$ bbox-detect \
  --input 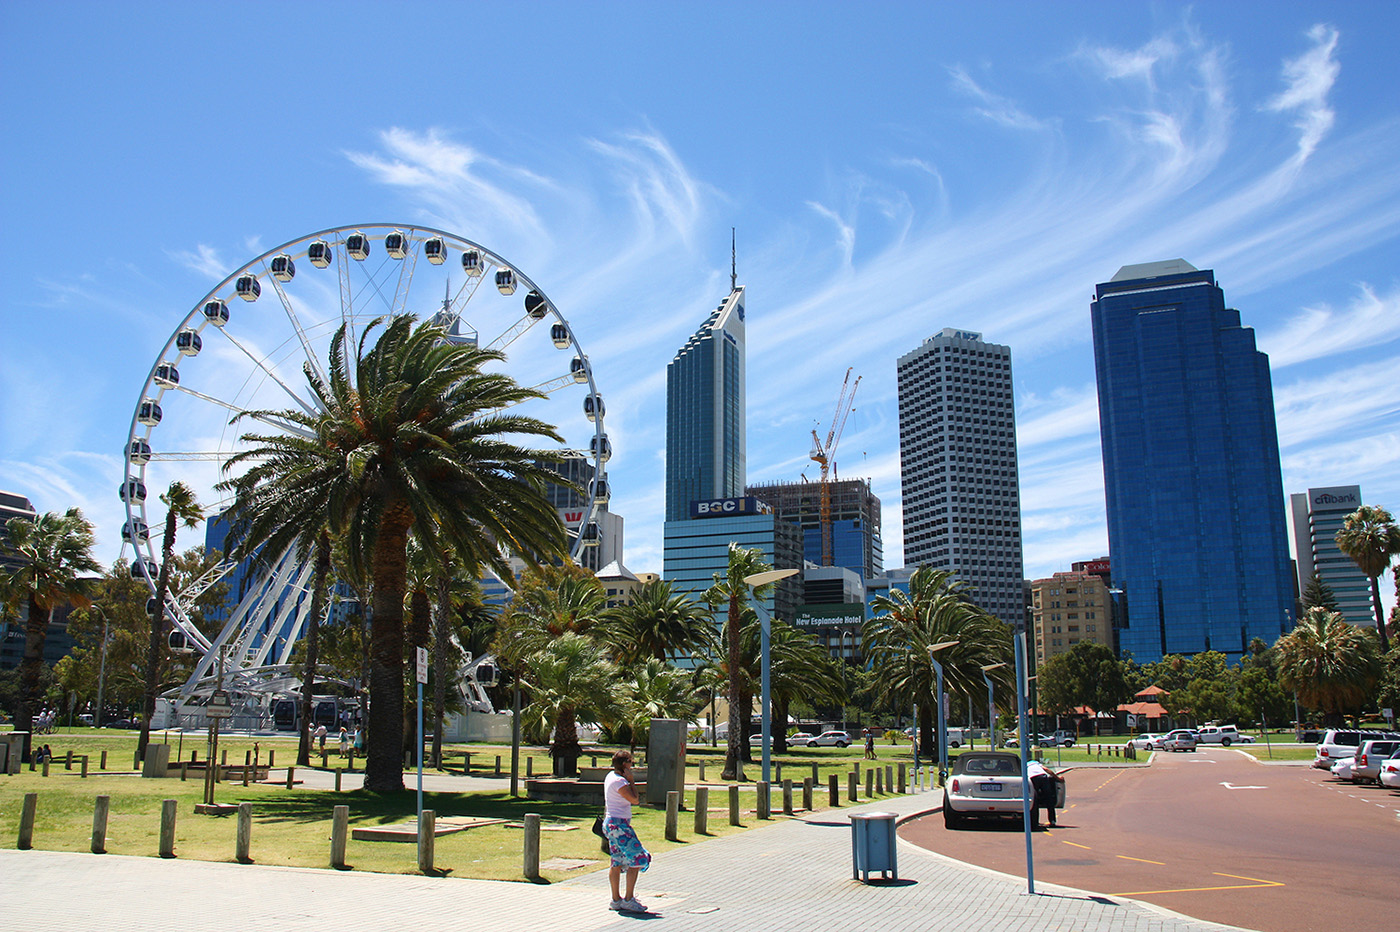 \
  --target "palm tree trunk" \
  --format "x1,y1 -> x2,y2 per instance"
1370,576 -> 1390,654
431,575 -> 451,768
138,511 -> 178,762
297,532 -> 331,767
552,704 -> 580,776
722,595 -> 745,780
364,505 -> 411,793
16,596 -> 50,763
